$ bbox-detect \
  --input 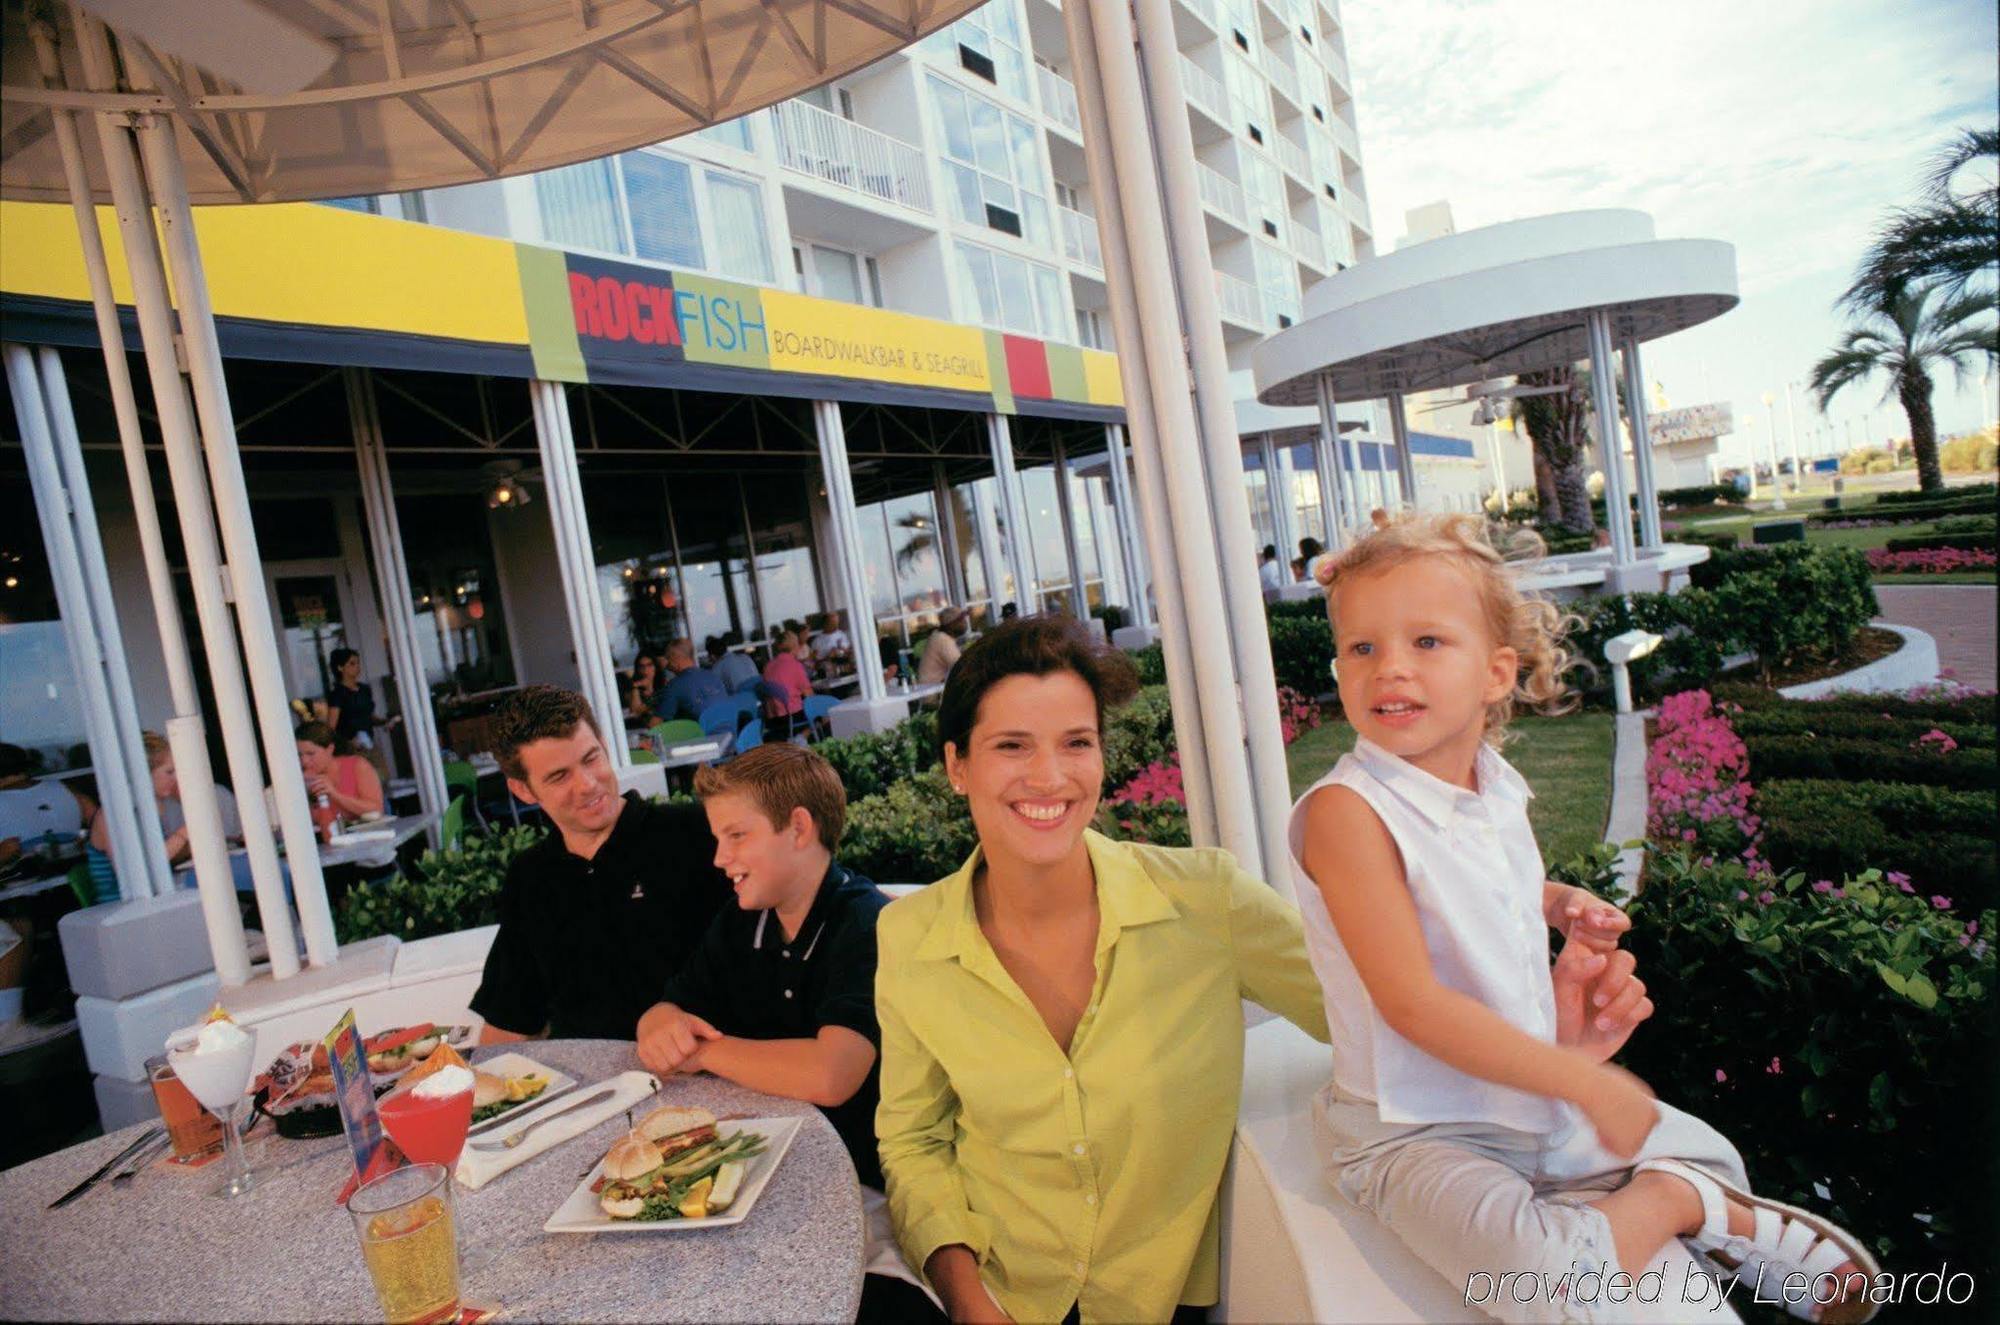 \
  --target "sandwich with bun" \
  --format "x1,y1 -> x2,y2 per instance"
590,1106 -> 765,1221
